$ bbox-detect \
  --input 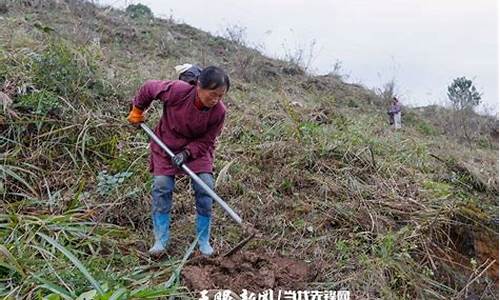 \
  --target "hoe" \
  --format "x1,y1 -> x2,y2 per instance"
140,123 -> 257,257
